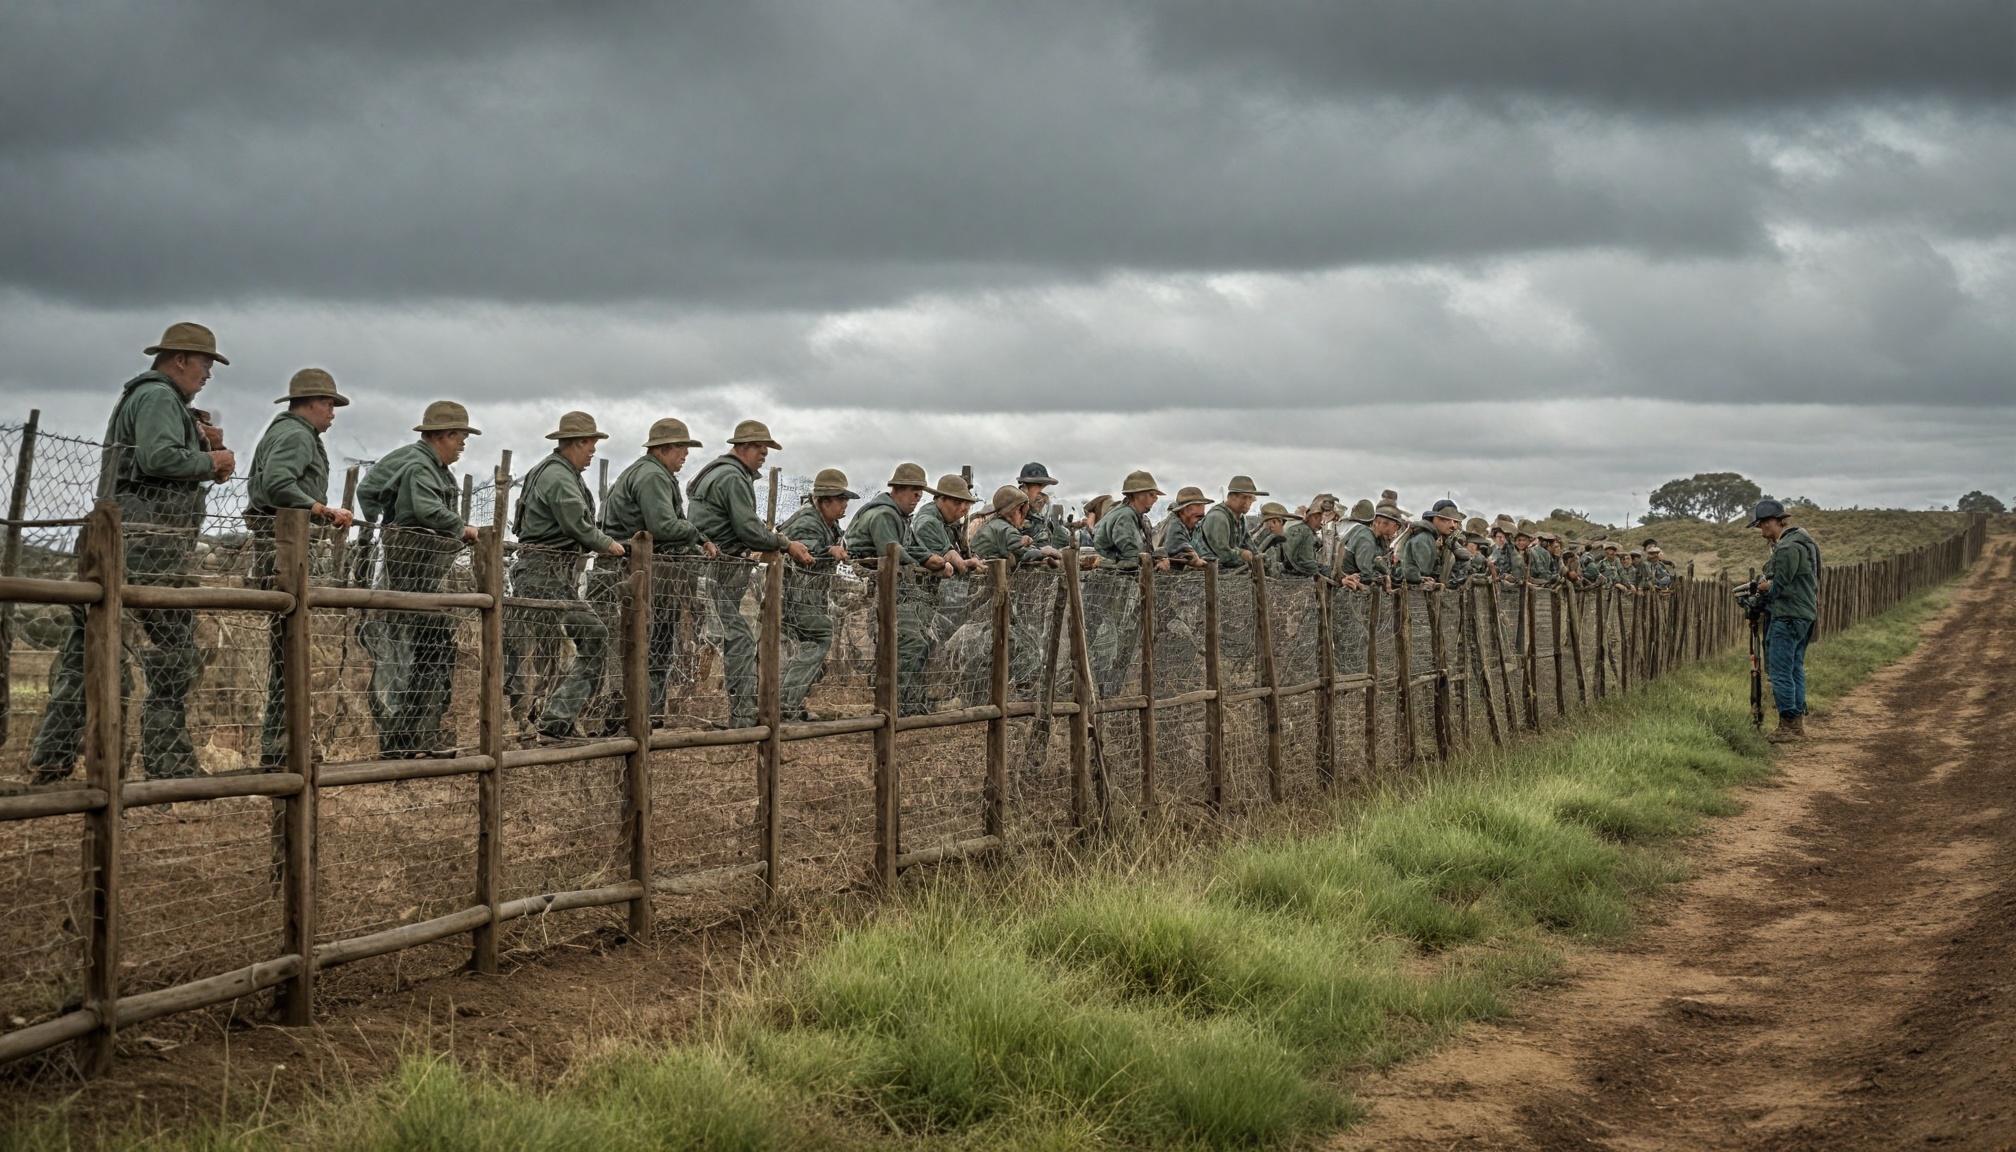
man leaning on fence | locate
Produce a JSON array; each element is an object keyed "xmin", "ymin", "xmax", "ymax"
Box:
[
  {"xmin": 356, "ymin": 401, "xmax": 481, "ymax": 759},
  {"xmin": 689, "ymin": 420, "xmax": 814, "ymax": 728},
  {"xmin": 247, "ymin": 368, "xmax": 356, "ymax": 768},
  {"xmin": 600, "ymin": 417, "xmax": 715, "ymax": 725},
  {"xmin": 508, "ymin": 412, "xmax": 626, "ymax": 740},
  {"xmin": 32, "ymin": 323, "xmax": 237, "ymax": 784},
  {"xmin": 844, "ymin": 463, "xmax": 935, "ymax": 716},
  {"xmin": 1750, "ymin": 498, "xmax": 1821, "ymax": 743}
]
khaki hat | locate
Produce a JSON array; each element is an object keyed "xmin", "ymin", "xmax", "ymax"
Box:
[
  {"xmin": 1464, "ymin": 516, "xmax": 1489, "ymax": 536},
  {"xmin": 1645, "ymin": 545, "xmax": 1663, "ymax": 556},
  {"xmin": 414, "ymin": 400, "xmax": 481, "ymax": 434},
  {"xmin": 276, "ymin": 367, "xmax": 348, "ymax": 407},
  {"xmin": 545, "ymin": 410, "xmax": 609, "ymax": 441},
  {"xmin": 811, "ymin": 468, "xmax": 858, "ymax": 499},
  {"xmin": 1083, "ymin": 494, "xmax": 1114, "ymax": 517},
  {"xmin": 887, "ymin": 462, "xmax": 929, "ymax": 488},
  {"xmin": 1121, "ymin": 469, "xmax": 1164, "ymax": 496},
  {"xmin": 644, "ymin": 417, "xmax": 702, "ymax": 448},
  {"xmin": 144, "ymin": 321, "xmax": 229, "ymax": 365},
  {"xmin": 1226, "ymin": 475, "xmax": 1269, "ymax": 497},
  {"xmin": 1537, "ymin": 531, "xmax": 1561, "ymax": 543},
  {"xmin": 1170, "ymin": 486, "xmax": 1212, "ymax": 510},
  {"xmin": 928, "ymin": 474, "xmax": 976, "ymax": 503},
  {"xmin": 1308, "ymin": 493, "xmax": 1339, "ymax": 514},
  {"xmin": 728, "ymin": 419, "xmax": 782, "ymax": 449},
  {"xmin": 991, "ymin": 485, "xmax": 1029, "ymax": 514},
  {"xmin": 1428, "ymin": 503, "xmax": 1465, "ymax": 523},
  {"xmin": 1374, "ymin": 501, "xmax": 1406, "ymax": 523},
  {"xmin": 1603, "ymin": 541, "xmax": 1620, "ymax": 551},
  {"xmin": 1628, "ymin": 548, "xmax": 1645, "ymax": 558},
  {"xmin": 1491, "ymin": 515, "xmax": 1517, "ymax": 535},
  {"xmin": 1514, "ymin": 520, "xmax": 1538, "ymax": 539},
  {"xmin": 1348, "ymin": 498, "xmax": 1376, "ymax": 523},
  {"xmin": 1259, "ymin": 501, "xmax": 1290, "ymax": 521}
]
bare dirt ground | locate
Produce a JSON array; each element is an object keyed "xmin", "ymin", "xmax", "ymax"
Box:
[{"xmin": 1342, "ymin": 538, "xmax": 2016, "ymax": 1152}]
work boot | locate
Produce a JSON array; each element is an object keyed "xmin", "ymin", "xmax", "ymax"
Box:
[{"xmin": 1767, "ymin": 713, "xmax": 1806, "ymax": 743}]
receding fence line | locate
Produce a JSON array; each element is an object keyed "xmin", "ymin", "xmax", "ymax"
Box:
[{"xmin": 0, "ymin": 492, "xmax": 1987, "ymax": 1074}]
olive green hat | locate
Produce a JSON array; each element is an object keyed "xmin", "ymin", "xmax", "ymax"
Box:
[
  {"xmin": 1464, "ymin": 516, "xmax": 1488, "ymax": 536},
  {"xmin": 1170, "ymin": 486, "xmax": 1212, "ymax": 510},
  {"xmin": 545, "ymin": 410, "xmax": 609, "ymax": 441},
  {"xmin": 1082, "ymin": 494, "xmax": 1114, "ymax": 517},
  {"xmin": 887, "ymin": 462, "xmax": 928, "ymax": 489},
  {"xmin": 414, "ymin": 400, "xmax": 480, "ymax": 434},
  {"xmin": 1603, "ymin": 541, "xmax": 1620, "ymax": 551},
  {"xmin": 1259, "ymin": 501, "xmax": 1290, "ymax": 521},
  {"xmin": 144, "ymin": 321, "xmax": 229, "ymax": 365},
  {"xmin": 1226, "ymin": 475, "xmax": 1269, "ymax": 497},
  {"xmin": 991, "ymin": 485, "xmax": 1029, "ymax": 514},
  {"xmin": 928, "ymin": 474, "xmax": 976, "ymax": 503},
  {"xmin": 811, "ymin": 468, "xmax": 858, "ymax": 499},
  {"xmin": 1491, "ymin": 515, "xmax": 1517, "ymax": 536},
  {"xmin": 1514, "ymin": 520, "xmax": 1537, "ymax": 540},
  {"xmin": 1537, "ymin": 531, "xmax": 1560, "ymax": 543},
  {"xmin": 1373, "ymin": 501, "xmax": 1407, "ymax": 524},
  {"xmin": 1428, "ymin": 503, "xmax": 1465, "ymax": 523},
  {"xmin": 643, "ymin": 417, "xmax": 702, "ymax": 448},
  {"xmin": 276, "ymin": 367, "xmax": 348, "ymax": 406},
  {"xmin": 1121, "ymin": 469, "xmax": 1164, "ymax": 497},
  {"xmin": 1348, "ymin": 498, "xmax": 1376, "ymax": 523},
  {"xmin": 728, "ymin": 419, "xmax": 782, "ymax": 449}
]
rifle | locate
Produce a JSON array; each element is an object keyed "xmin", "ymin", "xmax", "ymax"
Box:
[{"xmin": 1734, "ymin": 579, "xmax": 1768, "ymax": 728}]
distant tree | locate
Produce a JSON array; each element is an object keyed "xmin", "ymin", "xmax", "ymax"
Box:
[
  {"xmin": 1957, "ymin": 490, "xmax": 2007, "ymax": 514},
  {"xmin": 1646, "ymin": 472, "xmax": 1762, "ymax": 523}
]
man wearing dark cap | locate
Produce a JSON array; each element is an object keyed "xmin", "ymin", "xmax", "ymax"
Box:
[
  {"xmin": 601, "ymin": 417, "xmax": 716, "ymax": 722},
  {"xmin": 1016, "ymin": 462, "xmax": 1071, "ymax": 555},
  {"xmin": 247, "ymin": 368, "xmax": 356, "ymax": 768},
  {"xmin": 689, "ymin": 419, "xmax": 816, "ymax": 727},
  {"xmin": 32, "ymin": 323, "xmax": 237, "ymax": 783},
  {"xmin": 1750, "ymin": 499, "xmax": 1821, "ymax": 742}
]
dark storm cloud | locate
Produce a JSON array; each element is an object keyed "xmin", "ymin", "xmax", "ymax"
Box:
[
  {"xmin": 9, "ymin": 0, "xmax": 2000, "ymax": 309},
  {"xmin": 1140, "ymin": 0, "xmax": 2016, "ymax": 112}
]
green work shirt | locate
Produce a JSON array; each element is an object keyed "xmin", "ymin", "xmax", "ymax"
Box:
[
  {"xmin": 912, "ymin": 501, "xmax": 967, "ymax": 561},
  {"xmin": 388, "ymin": 444, "xmax": 465, "ymax": 538},
  {"xmin": 357, "ymin": 441, "xmax": 427, "ymax": 525},
  {"xmin": 1157, "ymin": 512, "xmax": 1205, "ymax": 562},
  {"xmin": 1526, "ymin": 544, "xmax": 1561, "ymax": 586},
  {"xmin": 1024, "ymin": 506, "xmax": 1072, "ymax": 550},
  {"xmin": 844, "ymin": 493, "xmax": 927, "ymax": 564},
  {"xmin": 1495, "ymin": 542, "xmax": 1529, "ymax": 583},
  {"xmin": 1197, "ymin": 504, "xmax": 1250, "ymax": 571},
  {"xmin": 688, "ymin": 453, "xmax": 789, "ymax": 555},
  {"xmin": 600, "ymin": 453, "xmax": 701, "ymax": 554},
  {"xmin": 1615, "ymin": 561, "xmax": 1645, "ymax": 591},
  {"xmin": 1336, "ymin": 522, "xmax": 1388, "ymax": 580},
  {"xmin": 515, "ymin": 451, "xmax": 613, "ymax": 553},
  {"xmin": 1278, "ymin": 520, "xmax": 1328, "ymax": 578},
  {"xmin": 1762, "ymin": 526, "xmax": 1820, "ymax": 621},
  {"xmin": 1093, "ymin": 503, "xmax": 1153, "ymax": 569},
  {"xmin": 246, "ymin": 411, "xmax": 329, "ymax": 516},
  {"xmin": 779, "ymin": 503, "xmax": 842, "ymax": 566},
  {"xmin": 1398, "ymin": 523, "xmax": 1444, "ymax": 584},
  {"xmin": 102, "ymin": 371, "xmax": 213, "ymax": 527},
  {"xmin": 971, "ymin": 514, "xmax": 1045, "ymax": 569}
]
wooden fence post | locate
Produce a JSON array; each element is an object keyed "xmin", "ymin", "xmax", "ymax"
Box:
[
  {"xmin": 873, "ymin": 543, "xmax": 899, "ymax": 886},
  {"xmin": 1564, "ymin": 586, "xmax": 1588, "ymax": 705},
  {"xmin": 622, "ymin": 531, "xmax": 653, "ymax": 940},
  {"xmin": 759, "ymin": 554, "xmax": 784, "ymax": 895},
  {"xmin": 1466, "ymin": 583, "xmax": 1504, "ymax": 747},
  {"xmin": 1250, "ymin": 563, "xmax": 1284, "ymax": 799},
  {"xmin": 1203, "ymin": 562, "xmax": 1225, "ymax": 811},
  {"xmin": 0, "ymin": 408, "xmax": 40, "ymax": 741},
  {"xmin": 1395, "ymin": 588, "xmax": 1418, "ymax": 762},
  {"xmin": 1063, "ymin": 550, "xmax": 1097, "ymax": 833},
  {"xmin": 986, "ymin": 559, "xmax": 1009, "ymax": 839},
  {"xmin": 1315, "ymin": 577, "xmax": 1337, "ymax": 786},
  {"xmin": 472, "ymin": 525, "xmax": 504, "ymax": 974},
  {"xmin": 330, "ymin": 465, "xmax": 359, "ymax": 587},
  {"xmin": 1426, "ymin": 589, "xmax": 1450, "ymax": 760},
  {"xmin": 459, "ymin": 473, "xmax": 474, "ymax": 525},
  {"xmin": 1484, "ymin": 584, "xmax": 1516, "ymax": 731},
  {"xmin": 81, "ymin": 500, "xmax": 123, "ymax": 1074},
  {"xmin": 1137, "ymin": 559, "xmax": 1157, "ymax": 812},
  {"xmin": 1549, "ymin": 588, "xmax": 1566, "ymax": 717},
  {"xmin": 1363, "ymin": 586, "xmax": 1380, "ymax": 774},
  {"xmin": 765, "ymin": 467, "xmax": 780, "ymax": 531},
  {"xmin": 276, "ymin": 508, "xmax": 316, "ymax": 1025},
  {"xmin": 1521, "ymin": 583, "xmax": 1540, "ymax": 729}
]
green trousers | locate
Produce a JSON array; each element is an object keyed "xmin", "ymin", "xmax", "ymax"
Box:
[
  {"xmin": 367, "ymin": 530, "xmax": 462, "ymax": 757},
  {"xmin": 780, "ymin": 566, "xmax": 834, "ymax": 721},
  {"xmin": 641, "ymin": 560, "xmax": 700, "ymax": 720},
  {"xmin": 707, "ymin": 561, "xmax": 759, "ymax": 727},
  {"xmin": 505, "ymin": 554, "xmax": 607, "ymax": 732}
]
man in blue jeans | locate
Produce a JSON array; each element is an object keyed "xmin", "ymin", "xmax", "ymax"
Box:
[{"xmin": 1749, "ymin": 499, "xmax": 1821, "ymax": 743}]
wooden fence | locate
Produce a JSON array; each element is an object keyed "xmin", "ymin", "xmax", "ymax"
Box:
[{"xmin": 0, "ymin": 493, "xmax": 1987, "ymax": 1075}]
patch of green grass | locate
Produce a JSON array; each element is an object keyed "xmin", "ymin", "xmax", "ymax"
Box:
[{"xmin": 8, "ymin": 580, "xmax": 1957, "ymax": 1151}]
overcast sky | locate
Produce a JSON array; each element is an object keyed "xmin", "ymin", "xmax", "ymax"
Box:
[{"xmin": 3, "ymin": 1, "xmax": 2012, "ymax": 523}]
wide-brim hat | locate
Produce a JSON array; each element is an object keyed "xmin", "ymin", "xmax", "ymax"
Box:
[
  {"xmin": 1308, "ymin": 493, "xmax": 1339, "ymax": 514},
  {"xmin": 1373, "ymin": 501, "xmax": 1407, "ymax": 523},
  {"xmin": 1226, "ymin": 475, "xmax": 1269, "ymax": 497},
  {"xmin": 277, "ymin": 367, "xmax": 348, "ymax": 406},
  {"xmin": 1491, "ymin": 515, "xmax": 1518, "ymax": 534},
  {"xmin": 1428, "ymin": 503, "xmax": 1466, "ymax": 523},
  {"xmin": 1464, "ymin": 516, "xmax": 1488, "ymax": 535},
  {"xmin": 811, "ymin": 468, "xmax": 858, "ymax": 499},
  {"xmin": 644, "ymin": 417, "xmax": 702, "ymax": 447},
  {"xmin": 545, "ymin": 410, "xmax": 609, "ymax": 441},
  {"xmin": 728, "ymin": 419, "xmax": 782, "ymax": 449},
  {"xmin": 1170, "ymin": 486, "xmax": 1212, "ymax": 510},
  {"xmin": 888, "ymin": 462, "xmax": 928, "ymax": 488},
  {"xmin": 991, "ymin": 485, "xmax": 1029, "ymax": 514},
  {"xmin": 1514, "ymin": 520, "xmax": 1538, "ymax": 539},
  {"xmin": 1083, "ymin": 494, "xmax": 1114, "ymax": 517},
  {"xmin": 1259, "ymin": 501, "xmax": 1290, "ymax": 521},
  {"xmin": 414, "ymin": 400, "xmax": 481, "ymax": 434},
  {"xmin": 928, "ymin": 474, "xmax": 976, "ymax": 503},
  {"xmin": 1537, "ymin": 531, "xmax": 1560, "ymax": 543},
  {"xmin": 1645, "ymin": 546, "xmax": 1663, "ymax": 556},
  {"xmin": 144, "ymin": 321, "xmax": 229, "ymax": 365},
  {"xmin": 1121, "ymin": 469, "xmax": 1164, "ymax": 497},
  {"xmin": 1349, "ymin": 498, "xmax": 1376, "ymax": 523},
  {"xmin": 1603, "ymin": 542, "xmax": 1620, "ymax": 551},
  {"xmin": 1017, "ymin": 461, "xmax": 1058, "ymax": 486}
]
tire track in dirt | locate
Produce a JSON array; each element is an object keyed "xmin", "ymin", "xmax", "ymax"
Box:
[{"xmin": 1340, "ymin": 537, "xmax": 2016, "ymax": 1152}]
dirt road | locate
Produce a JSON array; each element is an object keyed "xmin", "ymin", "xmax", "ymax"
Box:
[{"xmin": 1342, "ymin": 539, "xmax": 2016, "ymax": 1151}]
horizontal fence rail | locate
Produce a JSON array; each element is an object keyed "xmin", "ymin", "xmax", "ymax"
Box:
[{"xmin": 0, "ymin": 448, "xmax": 1988, "ymax": 1075}]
